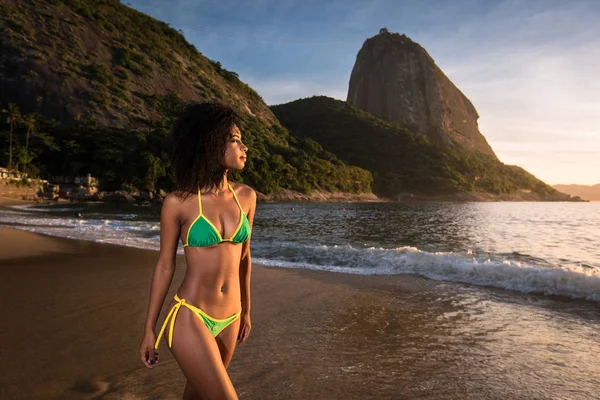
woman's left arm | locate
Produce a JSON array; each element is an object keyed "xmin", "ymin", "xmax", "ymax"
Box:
[{"xmin": 238, "ymin": 186, "xmax": 256, "ymax": 344}]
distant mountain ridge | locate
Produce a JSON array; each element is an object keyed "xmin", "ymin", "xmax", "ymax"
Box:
[
  {"xmin": 272, "ymin": 96, "xmax": 567, "ymax": 199},
  {"xmin": 0, "ymin": 0, "xmax": 372, "ymax": 196},
  {"xmin": 0, "ymin": 0, "xmax": 275, "ymax": 128},
  {"xmin": 347, "ymin": 30, "xmax": 496, "ymax": 158},
  {"xmin": 553, "ymin": 184, "xmax": 600, "ymax": 201},
  {"xmin": 0, "ymin": 4, "xmax": 581, "ymax": 201}
]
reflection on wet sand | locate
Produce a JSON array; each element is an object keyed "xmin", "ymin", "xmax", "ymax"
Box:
[
  {"xmin": 2, "ymin": 226, "xmax": 598, "ymax": 399},
  {"xmin": 324, "ymin": 278, "xmax": 600, "ymax": 399}
]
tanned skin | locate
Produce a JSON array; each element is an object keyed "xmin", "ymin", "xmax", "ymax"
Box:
[{"xmin": 139, "ymin": 125, "xmax": 254, "ymax": 400}]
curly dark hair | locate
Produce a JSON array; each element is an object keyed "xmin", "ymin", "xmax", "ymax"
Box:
[{"xmin": 171, "ymin": 102, "xmax": 240, "ymax": 199}]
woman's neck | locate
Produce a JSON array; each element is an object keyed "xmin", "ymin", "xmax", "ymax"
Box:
[{"xmin": 201, "ymin": 176, "xmax": 229, "ymax": 195}]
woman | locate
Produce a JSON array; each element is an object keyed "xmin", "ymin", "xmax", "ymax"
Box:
[{"xmin": 139, "ymin": 102, "xmax": 255, "ymax": 400}]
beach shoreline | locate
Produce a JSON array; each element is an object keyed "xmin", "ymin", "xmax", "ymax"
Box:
[
  {"xmin": 0, "ymin": 227, "xmax": 424, "ymax": 399},
  {"xmin": 1, "ymin": 226, "xmax": 599, "ymax": 399},
  {"xmin": 0, "ymin": 185, "xmax": 588, "ymax": 207}
]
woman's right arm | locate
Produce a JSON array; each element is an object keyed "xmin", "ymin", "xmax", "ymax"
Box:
[{"xmin": 140, "ymin": 193, "xmax": 181, "ymax": 368}]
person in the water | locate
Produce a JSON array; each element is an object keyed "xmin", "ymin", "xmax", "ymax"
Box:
[{"xmin": 139, "ymin": 102, "xmax": 255, "ymax": 400}]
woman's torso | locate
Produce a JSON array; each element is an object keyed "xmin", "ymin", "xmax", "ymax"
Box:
[{"xmin": 173, "ymin": 183, "xmax": 249, "ymax": 317}]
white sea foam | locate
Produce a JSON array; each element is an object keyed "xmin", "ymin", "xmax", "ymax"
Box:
[
  {"xmin": 0, "ymin": 209, "xmax": 171, "ymax": 253},
  {"xmin": 254, "ymin": 243, "xmax": 600, "ymax": 302},
  {"xmin": 2, "ymin": 205, "xmax": 599, "ymax": 301}
]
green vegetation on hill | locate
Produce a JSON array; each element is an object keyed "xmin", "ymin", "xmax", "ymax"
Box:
[
  {"xmin": 0, "ymin": 1, "xmax": 372, "ymax": 195},
  {"xmin": 235, "ymin": 114, "xmax": 372, "ymax": 195},
  {"xmin": 0, "ymin": 0, "xmax": 270, "ymax": 126},
  {"xmin": 272, "ymin": 96, "xmax": 558, "ymax": 198},
  {"xmin": 0, "ymin": 100, "xmax": 372, "ymax": 195}
]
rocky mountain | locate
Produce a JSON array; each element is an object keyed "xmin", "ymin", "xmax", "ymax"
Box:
[
  {"xmin": 553, "ymin": 184, "xmax": 600, "ymax": 201},
  {"xmin": 0, "ymin": 0, "xmax": 276, "ymax": 128},
  {"xmin": 0, "ymin": 0, "xmax": 372, "ymax": 196},
  {"xmin": 347, "ymin": 29, "xmax": 496, "ymax": 158},
  {"xmin": 272, "ymin": 96, "xmax": 565, "ymax": 199}
]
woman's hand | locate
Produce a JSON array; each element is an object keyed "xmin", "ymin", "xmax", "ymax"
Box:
[
  {"xmin": 237, "ymin": 313, "xmax": 252, "ymax": 344},
  {"xmin": 139, "ymin": 331, "xmax": 159, "ymax": 369}
]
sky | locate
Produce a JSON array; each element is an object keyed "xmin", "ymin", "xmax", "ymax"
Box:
[{"xmin": 128, "ymin": 0, "xmax": 599, "ymax": 185}]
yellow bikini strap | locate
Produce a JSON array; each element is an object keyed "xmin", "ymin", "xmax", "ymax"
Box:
[
  {"xmin": 197, "ymin": 188, "xmax": 203, "ymax": 215},
  {"xmin": 228, "ymin": 183, "xmax": 243, "ymax": 212},
  {"xmin": 154, "ymin": 295, "xmax": 187, "ymax": 349}
]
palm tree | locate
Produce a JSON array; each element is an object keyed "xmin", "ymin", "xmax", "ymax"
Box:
[
  {"xmin": 22, "ymin": 113, "xmax": 37, "ymax": 173},
  {"xmin": 3, "ymin": 103, "xmax": 21, "ymax": 173}
]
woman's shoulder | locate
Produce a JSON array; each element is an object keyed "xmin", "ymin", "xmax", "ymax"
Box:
[
  {"xmin": 163, "ymin": 191, "xmax": 191, "ymax": 209},
  {"xmin": 231, "ymin": 183, "xmax": 256, "ymax": 202}
]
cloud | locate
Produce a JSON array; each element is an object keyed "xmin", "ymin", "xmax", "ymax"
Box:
[{"xmin": 419, "ymin": 1, "xmax": 600, "ymax": 184}]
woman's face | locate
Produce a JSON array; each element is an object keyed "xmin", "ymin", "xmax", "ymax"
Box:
[{"xmin": 223, "ymin": 124, "xmax": 248, "ymax": 170}]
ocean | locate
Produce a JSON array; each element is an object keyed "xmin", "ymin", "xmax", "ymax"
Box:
[
  {"xmin": 2, "ymin": 200, "xmax": 600, "ymax": 398},
  {"xmin": 2, "ymin": 201, "xmax": 599, "ymax": 302}
]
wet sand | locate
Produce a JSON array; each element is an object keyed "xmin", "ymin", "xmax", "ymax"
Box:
[{"xmin": 1, "ymin": 227, "xmax": 599, "ymax": 400}]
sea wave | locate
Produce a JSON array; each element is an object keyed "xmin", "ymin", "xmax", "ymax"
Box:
[
  {"xmin": 254, "ymin": 243, "xmax": 600, "ymax": 302},
  {"xmin": 2, "ymin": 206, "xmax": 599, "ymax": 302}
]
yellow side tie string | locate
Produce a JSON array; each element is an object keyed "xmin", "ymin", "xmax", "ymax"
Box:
[
  {"xmin": 168, "ymin": 299, "xmax": 184, "ymax": 348},
  {"xmin": 154, "ymin": 298, "xmax": 185, "ymax": 349}
]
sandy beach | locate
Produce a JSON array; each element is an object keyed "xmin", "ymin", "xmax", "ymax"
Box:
[
  {"xmin": 1, "ymin": 227, "xmax": 425, "ymax": 400},
  {"xmin": 1, "ymin": 221, "xmax": 599, "ymax": 399}
]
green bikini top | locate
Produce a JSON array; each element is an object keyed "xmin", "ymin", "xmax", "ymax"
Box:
[{"xmin": 184, "ymin": 183, "xmax": 251, "ymax": 247}]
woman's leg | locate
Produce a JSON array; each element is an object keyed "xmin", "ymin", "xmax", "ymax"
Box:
[
  {"xmin": 182, "ymin": 317, "xmax": 241, "ymax": 399},
  {"xmin": 183, "ymin": 381, "xmax": 204, "ymax": 400},
  {"xmin": 170, "ymin": 310, "xmax": 238, "ymax": 400},
  {"xmin": 215, "ymin": 318, "xmax": 241, "ymax": 368}
]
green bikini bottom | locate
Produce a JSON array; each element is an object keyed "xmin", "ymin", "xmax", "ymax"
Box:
[{"xmin": 154, "ymin": 294, "xmax": 241, "ymax": 349}]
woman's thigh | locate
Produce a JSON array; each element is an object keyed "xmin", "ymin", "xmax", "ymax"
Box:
[
  {"xmin": 215, "ymin": 318, "xmax": 241, "ymax": 368},
  {"xmin": 183, "ymin": 381, "xmax": 204, "ymax": 400},
  {"xmin": 170, "ymin": 311, "xmax": 238, "ymax": 400}
]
